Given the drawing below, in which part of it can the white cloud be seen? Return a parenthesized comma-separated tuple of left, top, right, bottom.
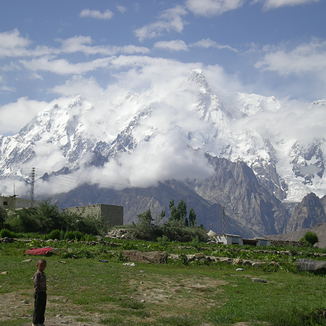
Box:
(20, 56, 112, 75)
(0, 29, 31, 57)
(0, 97, 48, 134)
(255, 40, 326, 76)
(192, 38, 238, 52)
(154, 40, 188, 51)
(186, 0, 244, 16)
(116, 5, 127, 13)
(80, 9, 114, 20)
(59, 36, 149, 56)
(2, 54, 325, 196)
(263, 0, 319, 10)
(134, 5, 187, 41)
(152, 38, 238, 53)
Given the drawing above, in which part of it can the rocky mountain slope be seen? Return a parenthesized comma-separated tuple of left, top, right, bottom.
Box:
(286, 193, 326, 232)
(187, 156, 289, 235)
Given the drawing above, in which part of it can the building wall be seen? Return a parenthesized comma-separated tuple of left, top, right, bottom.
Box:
(65, 205, 102, 220)
(100, 204, 123, 227)
(65, 204, 123, 227)
(0, 196, 34, 209)
(256, 239, 270, 246)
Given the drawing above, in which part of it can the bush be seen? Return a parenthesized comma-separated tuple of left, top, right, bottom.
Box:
(160, 225, 208, 242)
(46, 229, 61, 240)
(64, 231, 85, 241)
(157, 235, 170, 246)
(301, 232, 319, 246)
(0, 228, 18, 238)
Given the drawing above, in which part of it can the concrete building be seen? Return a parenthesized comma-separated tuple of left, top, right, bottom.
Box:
(64, 204, 123, 227)
(215, 233, 244, 245)
(0, 196, 34, 210)
(255, 238, 270, 246)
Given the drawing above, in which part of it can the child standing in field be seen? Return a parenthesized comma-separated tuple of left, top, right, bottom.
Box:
(32, 259, 47, 326)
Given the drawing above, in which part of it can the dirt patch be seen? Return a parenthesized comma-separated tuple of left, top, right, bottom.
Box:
(130, 275, 227, 315)
(0, 292, 104, 326)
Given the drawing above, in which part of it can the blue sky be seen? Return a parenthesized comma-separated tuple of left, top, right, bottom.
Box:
(0, 0, 325, 134)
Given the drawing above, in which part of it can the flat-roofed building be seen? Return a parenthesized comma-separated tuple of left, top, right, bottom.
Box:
(64, 204, 123, 227)
(0, 196, 34, 210)
(216, 233, 243, 245)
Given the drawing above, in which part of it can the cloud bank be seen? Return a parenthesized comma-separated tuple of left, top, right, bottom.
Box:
(1, 55, 325, 199)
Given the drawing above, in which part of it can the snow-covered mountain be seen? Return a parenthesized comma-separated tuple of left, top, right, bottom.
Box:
(0, 69, 325, 206)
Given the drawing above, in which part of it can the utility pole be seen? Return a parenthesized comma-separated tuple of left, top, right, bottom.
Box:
(221, 207, 226, 235)
(30, 167, 35, 208)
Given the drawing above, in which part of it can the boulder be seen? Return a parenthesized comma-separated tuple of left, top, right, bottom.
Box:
(122, 250, 168, 264)
(296, 259, 326, 274)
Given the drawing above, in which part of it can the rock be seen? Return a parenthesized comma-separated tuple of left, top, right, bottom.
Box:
(296, 259, 326, 273)
(0, 237, 15, 243)
(21, 259, 32, 263)
(186, 253, 207, 262)
(59, 260, 66, 264)
(236, 268, 244, 271)
(106, 228, 135, 240)
(168, 254, 180, 260)
(99, 259, 109, 263)
(122, 250, 168, 264)
(0, 271, 8, 275)
(123, 262, 136, 267)
(251, 278, 268, 283)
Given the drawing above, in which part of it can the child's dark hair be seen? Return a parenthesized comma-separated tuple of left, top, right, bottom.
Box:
(36, 259, 47, 266)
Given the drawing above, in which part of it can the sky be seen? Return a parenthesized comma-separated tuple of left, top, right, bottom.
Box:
(0, 0, 325, 136)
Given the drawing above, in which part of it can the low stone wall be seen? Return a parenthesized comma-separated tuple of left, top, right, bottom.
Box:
(269, 240, 303, 247)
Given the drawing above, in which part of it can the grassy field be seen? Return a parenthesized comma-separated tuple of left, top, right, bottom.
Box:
(0, 240, 325, 326)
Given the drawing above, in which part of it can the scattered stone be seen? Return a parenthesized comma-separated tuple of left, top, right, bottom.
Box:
(123, 262, 136, 267)
(21, 259, 32, 263)
(56, 314, 63, 318)
(236, 268, 244, 271)
(251, 278, 268, 283)
(0, 237, 15, 243)
(106, 228, 136, 240)
(122, 250, 168, 264)
(168, 254, 180, 260)
(59, 260, 67, 264)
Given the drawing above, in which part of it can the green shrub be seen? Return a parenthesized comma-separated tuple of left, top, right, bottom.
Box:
(46, 229, 61, 240)
(157, 235, 170, 246)
(0, 228, 18, 238)
(64, 231, 85, 241)
(301, 232, 319, 246)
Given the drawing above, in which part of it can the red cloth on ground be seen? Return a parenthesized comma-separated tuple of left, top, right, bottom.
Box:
(25, 247, 54, 255)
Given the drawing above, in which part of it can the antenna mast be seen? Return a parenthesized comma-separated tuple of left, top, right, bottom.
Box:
(221, 207, 226, 235)
(30, 167, 35, 208)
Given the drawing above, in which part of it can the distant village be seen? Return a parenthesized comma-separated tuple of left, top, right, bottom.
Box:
(0, 194, 290, 247)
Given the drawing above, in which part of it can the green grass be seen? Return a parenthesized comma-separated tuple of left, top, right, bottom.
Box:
(0, 241, 325, 326)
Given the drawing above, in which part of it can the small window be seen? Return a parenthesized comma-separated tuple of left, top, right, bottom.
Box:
(3, 201, 8, 206)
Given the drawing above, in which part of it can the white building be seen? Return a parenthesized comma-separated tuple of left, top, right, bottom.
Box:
(215, 233, 244, 245)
